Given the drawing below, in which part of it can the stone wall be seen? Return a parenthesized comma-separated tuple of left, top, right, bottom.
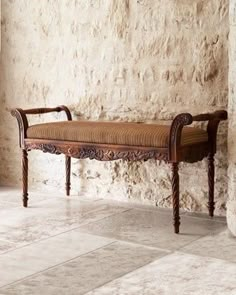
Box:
(0, 0, 229, 214)
(227, 0, 236, 234)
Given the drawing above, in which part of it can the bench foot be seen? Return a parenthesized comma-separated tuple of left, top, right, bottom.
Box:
(208, 153, 215, 217)
(22, 150, 28, 207)
(171, 162, 180, 234)
(65, 156, 71, 196)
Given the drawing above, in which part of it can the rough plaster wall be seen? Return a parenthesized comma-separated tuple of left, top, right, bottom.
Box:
(0, 0, 229, 213)
(228, 0, 236, 234)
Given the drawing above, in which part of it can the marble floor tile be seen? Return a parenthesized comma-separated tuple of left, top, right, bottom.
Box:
(0, 187, 233, 295)
(87, 252, 236, 295)
(96, 199, 185, 214)
(0, 188, 50, 205)
(0, 231, 113, 287)
(79, 208, 226, 250)
(182, 211, 227, 223)
(0, 198, 128, 246)
(0, 241, 166, 295)
(0, 197, 128, 226)
(181, 230, 236, 263)
(0, 187, 101, 205)
(0, 202, 19, 210)
(0, 240, 17, 254)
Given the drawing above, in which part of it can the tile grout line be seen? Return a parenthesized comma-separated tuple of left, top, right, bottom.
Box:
(1, 242, 173, 294)
(116, 240, 172, 253)
(0, 241, 117, 289)
(102, 203, 227, 224)
(0, 196, 100, 208)
(175, 234, 211, 251)
(0, 204, 228, 258)
(175, 249, 236, 265)
(174, 249, 236, 265)
(0, 196, 230, 290)
(180, 214, 227, 224)
(175, 227, 227, 253)
(3, 243, 233, 292)
(85, 248, 236, 294)
(77, 220, 222, 254)
(0, 208, 133, 256)
(0, 190, 229, 222)
(0, 239, 17, 245)
(74, 230, 173, 254)
(83, 251, 175, 295)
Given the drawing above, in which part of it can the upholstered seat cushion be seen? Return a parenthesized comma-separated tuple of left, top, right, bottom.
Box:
(26, 121, 208, 148)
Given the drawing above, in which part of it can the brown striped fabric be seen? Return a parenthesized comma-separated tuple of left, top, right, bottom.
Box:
(26, 121, 208, 148)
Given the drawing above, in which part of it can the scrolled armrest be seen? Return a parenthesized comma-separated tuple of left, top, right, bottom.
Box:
(17, 105, 72, 120)
(168, 110, 227, 162)
(192, 110, 227, 122)
(192, 110, 227, 154)
(11, 105, 72, 148)
(11, 108, 28, 148)
(168, 113, 193, 161)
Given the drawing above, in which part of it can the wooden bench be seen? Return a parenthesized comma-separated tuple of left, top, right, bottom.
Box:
(11, 106, 227, 233)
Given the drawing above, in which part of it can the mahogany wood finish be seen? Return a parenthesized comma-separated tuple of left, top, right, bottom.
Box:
(10, 106, 72, 148)
(11, 106, 227, 233)
(65, 156, 71, 196)
(168, 113, 193, 162)
(22, 149, 28, 207)
(208, 153, 215, 217)
(24, 140, 168, 162)
(171, 163, 180, 234)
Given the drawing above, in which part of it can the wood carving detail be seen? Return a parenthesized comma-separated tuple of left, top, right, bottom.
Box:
(22, 150, 28, 207)
(11, 106, 227, 234)
(25, 143, 168, 162)
(65, 156, 71, 196)
(171, 163, 180, 234)
(208, 153, 215, 217)
(168, 113, 193, 161)
(169, 113, 193, 143)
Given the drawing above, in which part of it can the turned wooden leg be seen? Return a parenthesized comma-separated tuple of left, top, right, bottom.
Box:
(208, 153, 215, 217)
(22, 149, 28, 207)
(171, 162, 180, 234)
(65, 156, 71, 196)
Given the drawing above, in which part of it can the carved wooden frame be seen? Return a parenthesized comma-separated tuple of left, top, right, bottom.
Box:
(11, 106, 227, 234)
(24, 140, 169, 162)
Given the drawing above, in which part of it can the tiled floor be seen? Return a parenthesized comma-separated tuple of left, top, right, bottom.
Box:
(0, 187, 235, 295)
